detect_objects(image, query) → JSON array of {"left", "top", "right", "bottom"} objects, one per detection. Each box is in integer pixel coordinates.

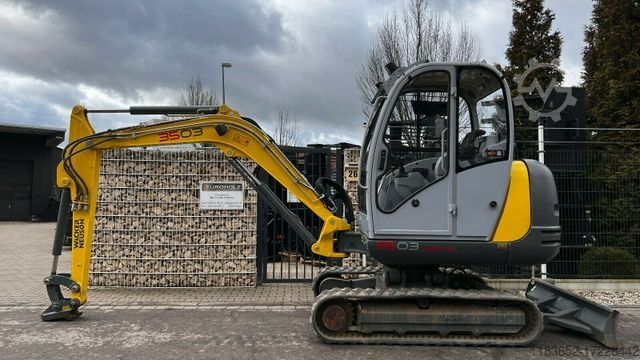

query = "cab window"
[
  {"left": 456, "top": 68, "right": 508, "bottom": 170},
  {"left": 376, "top": 71, "right": 450, "bottom": 212}
]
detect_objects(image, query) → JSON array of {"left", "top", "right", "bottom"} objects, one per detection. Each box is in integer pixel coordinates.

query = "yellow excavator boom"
[{"left": 56, "top": 104, "right": 349, "bottom": 307}]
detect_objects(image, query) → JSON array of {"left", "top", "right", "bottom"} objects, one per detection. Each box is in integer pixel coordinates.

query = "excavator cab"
[
  {"left": 367, "top": 65, "right": 511, "bottom": 226},
  {"left": 356, "top": 63, "right": 560, "bottom": 267}
]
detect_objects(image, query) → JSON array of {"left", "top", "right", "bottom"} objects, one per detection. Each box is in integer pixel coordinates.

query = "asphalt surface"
[
  {"left": 2, "top": 222, "right": 639, "bottom": 359},
  {"left": 1, "top": 308, "right": 639, "bottom": 360}
]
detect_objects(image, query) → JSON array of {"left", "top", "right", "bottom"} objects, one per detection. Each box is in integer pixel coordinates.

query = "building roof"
[{"left": 0, "top": 122, "right": 66, "bottom": 146}]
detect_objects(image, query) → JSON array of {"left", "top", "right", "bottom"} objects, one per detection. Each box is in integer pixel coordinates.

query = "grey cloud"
[
  {"left": 1, "top": 0, "right": 290, "bottom": 96},
  {"left": 0, "top": 0, "right": 594, "bottom": 146},
  {"left": 0, "top": 0, "right": 378, "bottom": 144}
]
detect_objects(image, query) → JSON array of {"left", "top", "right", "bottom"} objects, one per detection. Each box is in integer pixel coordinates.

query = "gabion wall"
[
  {"left": 342, "top": 147, "right": 364, "bottom": 267},
  {"left": 90, "top": 147, "right": 257, "bottom": 287},
  {"left": 343, "top": 148, "right": 360, "bottom": 212}
]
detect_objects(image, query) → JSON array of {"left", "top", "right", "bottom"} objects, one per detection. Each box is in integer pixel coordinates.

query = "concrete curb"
[
  {"left": 3, "top": 304, "right": 640, "bottom": 312},
  {"left": 0, "top": 305, "right": 310, "bottom": 311},
  {"left": 487, "top": 278, "right": 640, "bottom": 291}
]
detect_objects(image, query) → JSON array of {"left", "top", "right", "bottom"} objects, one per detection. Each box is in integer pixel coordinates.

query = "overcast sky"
[{"left": 0, "top": 0, "right": 593, "bottom": 145}]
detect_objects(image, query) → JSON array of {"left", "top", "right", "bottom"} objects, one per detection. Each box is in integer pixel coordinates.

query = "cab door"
[
  {"left": 453, "top": 66, "right": 513, "bottom": 239},
  {"left": 368, "top": 66, "right": 454, "bottom": 238}
]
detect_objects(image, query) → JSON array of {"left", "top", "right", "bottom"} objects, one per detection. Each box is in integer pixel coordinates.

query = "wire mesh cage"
[
  {"left": 342, "top": 147, "right": 367, "bottom": 267},
  {"left": 343, "top": 147, "right": 360, "bottom": 212},
  {"left": 90, "top": 147, "right": 257, "bottom": 287}
]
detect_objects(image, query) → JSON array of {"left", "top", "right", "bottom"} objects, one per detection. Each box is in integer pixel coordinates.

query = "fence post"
[
  {"left": 255, "top": 168, "right": 267, "bottom": 285},
  {"left": 538, "top": 119, "right": 548, "bottom": 279}
]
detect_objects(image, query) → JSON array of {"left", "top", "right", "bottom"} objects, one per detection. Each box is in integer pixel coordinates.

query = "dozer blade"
[{"left": 525, "top": 278, "right": 619, "bottom": 348}]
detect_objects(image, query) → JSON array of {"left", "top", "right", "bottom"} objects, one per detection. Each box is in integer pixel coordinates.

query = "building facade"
[{"left": 0, "top": 123, "right": 64, "bottom": 221}]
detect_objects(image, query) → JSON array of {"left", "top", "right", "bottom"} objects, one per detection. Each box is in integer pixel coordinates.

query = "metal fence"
[
  {"left": 256, "top": 128, "right": 640, "bottom": 281},
  {"left": 478, "top": 127, "right": 640, "bottom": 279},
  {"left": 256, "top": 145, "right": 346, "bottom": 283}
]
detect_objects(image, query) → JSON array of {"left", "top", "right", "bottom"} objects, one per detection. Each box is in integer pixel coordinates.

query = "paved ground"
[
  {"left": 0, "top": 222, "right": 312, "bottom": 307},
  {"left": 1, "top": 308, "right": 639, "bottom": 360},
  {"left": 1, "top": 222, "right": 639, "bottom": 359}
]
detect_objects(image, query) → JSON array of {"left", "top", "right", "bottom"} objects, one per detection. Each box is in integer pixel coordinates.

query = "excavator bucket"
[{"left": 525, "top": 278, "right": 619, "bottom": 348}]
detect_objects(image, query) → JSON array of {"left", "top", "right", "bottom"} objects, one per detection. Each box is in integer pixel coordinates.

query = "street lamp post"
[{"left": 221, "top": 62, "right": 232, "bottom": 104}]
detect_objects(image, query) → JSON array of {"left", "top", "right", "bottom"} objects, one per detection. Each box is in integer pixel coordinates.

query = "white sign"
[
  {"left": 286, "top": 190, "right": 300, "bottom": 203},
  {"left": 199, "top": 182, "right": 244, "bottom": 210}
]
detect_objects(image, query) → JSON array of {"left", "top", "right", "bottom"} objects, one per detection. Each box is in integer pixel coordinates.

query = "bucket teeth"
[{"left": 41, "top": 301, "right": 82, "bottom": 321}]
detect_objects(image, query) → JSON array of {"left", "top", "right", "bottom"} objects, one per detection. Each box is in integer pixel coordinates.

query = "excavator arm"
[{"left": 42, "top": 104, "right": 350, "bottom": 320}]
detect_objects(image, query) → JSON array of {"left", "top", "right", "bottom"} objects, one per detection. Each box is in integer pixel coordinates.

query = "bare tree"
[
  {"left": 356, "top": 0, "right": 481, "bottom": 116},
  {"left": 179, "top": 77, "right": 217, "bottom": 106},
  {"left": 155, "top": 76, "right": 218, "bottom": 124},
  {"left": 272, "top": 106, "right": 299, "bottom": 146}
]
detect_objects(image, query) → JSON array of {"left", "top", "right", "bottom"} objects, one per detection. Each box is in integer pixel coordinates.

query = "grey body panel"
[
  {"left": 375, "top": 178, "right": 451, "bottom": 236},
  {"left": 455, "top": 161, "right": 510, "bottom": 238},
  {"left": 362, "top": 158, "right": 561, "bottom": 266},
  {"left": 523, "top": 159, "right": 560, "bottom": 227},
  {"left": 507, "top": 228, "right": 560, "bottom": 264}
]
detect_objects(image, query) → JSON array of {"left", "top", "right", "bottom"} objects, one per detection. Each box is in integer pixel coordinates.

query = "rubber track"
[
  {"left": 312, "top": 265, "right": 382, "bottom": 297},
  {"left": 310, "top": 287, "right": 544, "bottom": 346}
]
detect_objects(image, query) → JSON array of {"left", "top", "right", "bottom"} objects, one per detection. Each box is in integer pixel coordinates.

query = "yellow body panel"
[
  {"left": 492, "top": 160, "right": 531, "bottom": 243},
  {"left": 59, "top": 105, "right": 349, "bottom": 305}
]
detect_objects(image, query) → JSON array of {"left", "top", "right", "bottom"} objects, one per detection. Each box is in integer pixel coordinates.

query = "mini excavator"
[{"left": 42, "top": 62, "right": 619, "bottom": 347}]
